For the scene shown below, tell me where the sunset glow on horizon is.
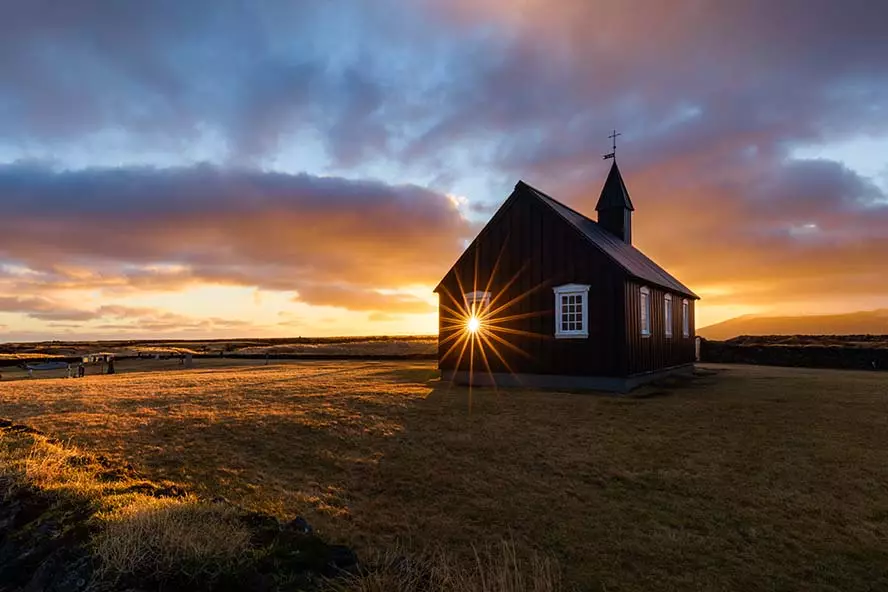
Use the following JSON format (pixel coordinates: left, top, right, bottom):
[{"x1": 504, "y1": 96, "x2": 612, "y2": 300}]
[{"x1": 1, "y1": 1, "x2": 887, "y2": 341}]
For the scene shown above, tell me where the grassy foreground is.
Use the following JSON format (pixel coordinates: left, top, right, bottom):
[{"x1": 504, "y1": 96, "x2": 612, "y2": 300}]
[
  {"x1": 0, "y1": 421, "x2": 556, "y2": 592},
  {"x1": 1, "y1": 361, "x2": 887, "y2": 590},
  {"x1": 0, "y1": 420, "x2": 359, "y2": 591}
]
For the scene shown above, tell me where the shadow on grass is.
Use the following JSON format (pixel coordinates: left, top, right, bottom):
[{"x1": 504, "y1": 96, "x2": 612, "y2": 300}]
[{"x1": 347, "y1": 365, "x2": 888, "y2": 591}]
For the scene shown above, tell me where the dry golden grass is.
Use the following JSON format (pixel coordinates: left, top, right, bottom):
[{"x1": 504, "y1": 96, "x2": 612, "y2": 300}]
[
  {"x1": 334, "y1": 540, "x2": 560, "y2": 592},
  {"x1": 2, "y1": 361, "x2": 888, "y2": 590},
  {"x1": 236, "y1": 339, "x2": 436, "y2": 356},
  {"x1": 94, "y1": 497, "x2": 251, "y2": 582},
  {"x1": 1, "y1": 415, "x2": 552, "y2": 592},
  {"x1": 0, "y1": 336, "x2": 438, "y2": 363},
  {"x1": 0, "y1": 352, "x2": 66, "y2": 360},
  {"x1": 132, "y1": 346, "x2": 202, "y2": 355},
  {"x1": 0, "y1": 429, "x2": 252, "y2": 585}
]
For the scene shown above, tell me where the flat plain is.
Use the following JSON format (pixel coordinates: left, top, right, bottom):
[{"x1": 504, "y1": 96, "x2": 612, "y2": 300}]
[{"x1": 1, "y1": 360, "x2": 887, "y2": 591}]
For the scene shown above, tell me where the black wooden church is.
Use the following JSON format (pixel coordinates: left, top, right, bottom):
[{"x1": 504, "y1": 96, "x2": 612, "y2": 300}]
[{"x1": 434, "y1": 160, "x2": 699, "y2": 392}]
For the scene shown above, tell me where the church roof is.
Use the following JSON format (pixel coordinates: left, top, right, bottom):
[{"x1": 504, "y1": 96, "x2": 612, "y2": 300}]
[
  {"x1": 520, "y1": 181, "x2": 698, "y2": 299},
  {"x1": 595, "y1": 161, "x2": 634, "y2": 211}
]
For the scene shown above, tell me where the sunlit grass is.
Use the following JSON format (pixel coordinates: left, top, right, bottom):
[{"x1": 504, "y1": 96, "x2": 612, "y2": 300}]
[
  {"x1": 95, "y1": 497, "x2": 251, "y2": 583},
  {"x1": 0, "y1": 428, "x2": 252, "y2": 586}
]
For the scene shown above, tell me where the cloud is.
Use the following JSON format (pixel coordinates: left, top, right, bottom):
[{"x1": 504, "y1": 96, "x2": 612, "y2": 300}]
[
  {"x1": 0, "y1": 296, "x2": 96, "y2": 321},
  {"x1": 408, "y1": 1, "x2": 888, "y2": 171},
  {"x1": 404, "y1": 0, "x2": 888, "y2": 316},
  {"x1": 0, "y1": 0, "x2": 449, "y2": 165},
  {"x1": 93, "y1": 317, "x2": 252, "y2": 333},
  {"x1": 367, "y1": 312, "x2": 403, "y2": 323},
  {"x1": 619, "y1": 157, "x2": 888, "y2": 309},
  {"x1": 0, "y1": 297, "x2": 251, "y2": 333},
  {"x1": 1, "y1": 0, "x2": 887, "y2": 332},
  {"x1": 2, "y1": 1, "x2": 886, "y2": 170},
  {"x1": 0, "y1": 164, "x2": 471, "y2": 312},
  {"x1": 293, "y1": 285, "x2": 434, "y2": 313}
]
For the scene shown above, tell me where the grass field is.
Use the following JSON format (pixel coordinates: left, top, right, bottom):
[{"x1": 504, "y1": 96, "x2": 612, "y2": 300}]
[
  {"x1": 0, "y1": 335, "x2": 437, "y2": 361},
  {"x1": 1, "y1": 361, "x2": 887, "y2": 590}
]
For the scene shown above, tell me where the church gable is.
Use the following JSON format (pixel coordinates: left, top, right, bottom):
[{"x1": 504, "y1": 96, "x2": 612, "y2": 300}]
[
  {"x1": 434, "y1": 183, "x2": 620, "y2": 296},
  {"x1": 435, "y1": 158, "x2": 699, "y2": 390}
]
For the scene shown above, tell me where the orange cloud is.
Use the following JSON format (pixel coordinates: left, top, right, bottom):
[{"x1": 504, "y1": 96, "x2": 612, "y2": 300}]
[{"x1": 0, "y1": 165, "x2": 473, "y2": 317}]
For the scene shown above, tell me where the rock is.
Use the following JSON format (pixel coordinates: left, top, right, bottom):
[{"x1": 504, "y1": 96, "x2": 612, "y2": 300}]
[
  {"x1": 286, "y1": 516, "x2": 313, "y2": 535},
  {"x1": 326, "y1": 544, "x2": 359, "y2": 574},
  {"x1": 23, "y1": 549, "x2": 94, "y2": 592},
  {"x1": 0, "y1": 486, "x2": 95, "y2": 592},
  {"x1": 241, "y1": 512, "x2": 281, "y2": 548}
]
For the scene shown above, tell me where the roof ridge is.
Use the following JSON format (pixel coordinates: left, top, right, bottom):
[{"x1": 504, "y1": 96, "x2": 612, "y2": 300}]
[
  {"x1": 519, "y1": 181, "x2": 598, "y2": 226},
  {"x1": 518, "y1": 182, "x2": 698, "y2": 299}
]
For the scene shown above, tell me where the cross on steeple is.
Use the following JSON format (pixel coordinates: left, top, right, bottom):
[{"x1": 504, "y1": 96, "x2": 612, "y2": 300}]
[{"x1": 602, "y1": 129, "x2": 621, "y2": 160}]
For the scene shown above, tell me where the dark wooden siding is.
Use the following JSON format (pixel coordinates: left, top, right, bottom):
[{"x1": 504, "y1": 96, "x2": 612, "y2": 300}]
[
  {"x1": 624, "y1": 279, "x2": 696, "y2": 375},
  {"x1": 437, "y1": 188, "x2": 626, "y2": 377}
]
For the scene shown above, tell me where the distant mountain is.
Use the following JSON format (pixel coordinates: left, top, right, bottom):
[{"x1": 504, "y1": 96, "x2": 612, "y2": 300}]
[{"x1": 698, "y1": 309, "x2": 888, "y2": 341}]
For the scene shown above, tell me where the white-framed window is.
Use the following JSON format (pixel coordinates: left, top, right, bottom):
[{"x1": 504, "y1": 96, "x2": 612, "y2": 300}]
[
  {"x1": 553, "y1": 284, "x2": 590, "y2": 338},
  {"x1": 640, "y1": 286, "x2": 651, "y2": 337},
  {"x1": 464, "y1": 291, "x2": 491, "y2": 314},
  {"x1": 664, "y1": 293, "x2": 673, "y2": 338},
  {"x1": 682, "y1": 299, "x2": 690, "y2": 338}
]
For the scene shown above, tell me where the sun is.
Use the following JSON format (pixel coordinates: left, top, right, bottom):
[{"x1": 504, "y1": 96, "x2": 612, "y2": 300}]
[{"x1": 436, "y1": 239, "x2": 550, "y2": 399}]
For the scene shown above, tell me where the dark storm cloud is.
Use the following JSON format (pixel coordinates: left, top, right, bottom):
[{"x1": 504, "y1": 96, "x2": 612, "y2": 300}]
[
  {"x1": 2, "y1": 0, "x2": 886, "y2": 169},
  {"x1": 0, "y1": 164, "x2": 471, "y2": 310},
  {"x1": 413, "y1": 0, "x2": 888, "y2": 176},
  {"x1": 0, "y1": 0, "x2": 445, "y2": 163}
]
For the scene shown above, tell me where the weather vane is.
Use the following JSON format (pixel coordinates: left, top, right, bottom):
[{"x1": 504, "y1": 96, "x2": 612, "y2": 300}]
[{"x1": 602, "y1": 129, "x2": 621, "y2": 160}]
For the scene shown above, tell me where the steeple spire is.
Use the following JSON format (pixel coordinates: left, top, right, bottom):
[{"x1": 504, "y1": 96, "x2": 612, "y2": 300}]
[{"x1": 595, "y1": 160, "x2": 634, "y2": 244}]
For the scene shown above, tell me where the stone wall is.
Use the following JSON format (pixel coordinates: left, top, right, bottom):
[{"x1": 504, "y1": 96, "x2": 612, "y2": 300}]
[{"x1": 699, "y1": 339, "x2": 888, "y2": 371}]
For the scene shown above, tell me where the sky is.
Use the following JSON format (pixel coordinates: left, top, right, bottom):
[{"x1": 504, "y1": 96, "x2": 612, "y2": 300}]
[{"x1": 1, "y1": 0, "x2": 887, "y2": 341}]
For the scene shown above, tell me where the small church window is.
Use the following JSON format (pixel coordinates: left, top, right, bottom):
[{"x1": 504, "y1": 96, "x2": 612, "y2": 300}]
[
  {"x1": 664, "y1": 294, "x2": 673, "y2": 338},
  {"x1": 464, "y1": 291, "x2": 491, "y2": 314},
  {"x1": 640, "y1": 286, "x2": 651, "y2": 336},
  {"x1": 682, "y1": 299, "x2": 690, "y2": 337},
  {"x1": 553, "y1": 284, "x2": 590, "y2": 338}
]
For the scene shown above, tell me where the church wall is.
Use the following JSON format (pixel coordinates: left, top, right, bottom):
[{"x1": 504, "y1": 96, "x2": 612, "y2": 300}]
[{"x1": 624, "y1": 279, "x2": 697, "y2": 375}]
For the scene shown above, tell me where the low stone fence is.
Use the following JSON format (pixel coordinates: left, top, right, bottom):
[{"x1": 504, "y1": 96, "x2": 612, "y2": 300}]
[{"x1": 699, "y1": 339, "x2": 888, "y2": 371}]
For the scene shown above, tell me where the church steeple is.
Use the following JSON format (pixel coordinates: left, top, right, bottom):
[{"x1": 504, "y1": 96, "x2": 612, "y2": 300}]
[{"x1": 595, "y1": 160, "x2": 634, "y2": 244}]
